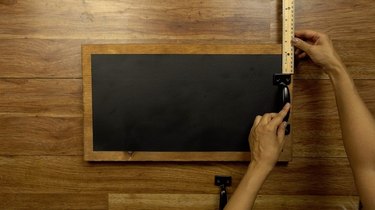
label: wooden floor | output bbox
[0,0,374,209]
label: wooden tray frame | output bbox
[82,44,292,161]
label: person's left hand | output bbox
[249,103,291,170]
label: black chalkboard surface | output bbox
[91,54,281,152]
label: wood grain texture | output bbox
[0,115,82,155]
[293,80,375,119]
[85,151,252,162]
[0,39,81,78]
[109,194,216,210]
[1,39,373,79]
[295,40,375,80]
[296,0,375,40]
[0,0,272,42]
[293,79,375,158]
[0,156,356,195]
[82,44,282,55]
[0,79,82,115]
[0,193,107,210]
[253,195,359,210]
[0,193,357,210]
[0,0,374,208]
[109,194,359,210]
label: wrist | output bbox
[326,65,354,87]
[248,161,274,175]
[324,60,347,80]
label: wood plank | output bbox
[0,156,356,195]
[253,195,359,210]
[0,115,82,155]
[0,39,282,79]
[293,79,375,158]
[4,0,373,41]
[109,194,359,210]
[293,118,345,158]
[0,79,82,115]
[293,79,375,119]
[85,151,250,162]
[295,0,375,40]
[269,0,282,43]
[0,39,82,78]
[271,0,375,41]
[109,194,216,210]
[261,158,357,196]
[1,39,373,79]
[82,44,282,55]
[0,0,272,42]
[2,0,373,41]
[0,193,107,209]
[294,40,375,80]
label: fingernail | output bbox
[292,37,298,43]
[283,122,288,127]
[285,103,291,108]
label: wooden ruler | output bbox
[282,0,295,74]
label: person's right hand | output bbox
[292,30,346,77]
[249,103,290,170]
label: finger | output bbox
[259,113,277,125]
[292,38,313,54]
[295,48,301,55]
[277,121,288,143]
[269,113,277,119]
[295,30,317,38]
[253,115,262,127]
[295,30,321,42]
[295,49,307,59]
[294,48,304,56]
[298,52,307,59]
[250,115,262,136]
[269,103,291,127]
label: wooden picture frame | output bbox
[82,44,292,161]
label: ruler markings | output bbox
[282,0,295,74]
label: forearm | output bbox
[293,30,375,208]
[329,66,375,169]
[224,104,289,209]
[224,163,271,210]
[329,66,375,208]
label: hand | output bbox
[292,30,346,77]
[249,103,290,170]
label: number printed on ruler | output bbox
[282,0,295,74]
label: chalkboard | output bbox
[82,45,292,161]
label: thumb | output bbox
[277,121,287,143]
[292,38,312,53]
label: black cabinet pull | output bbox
[273,74,291,135]
[215,176,231,210]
